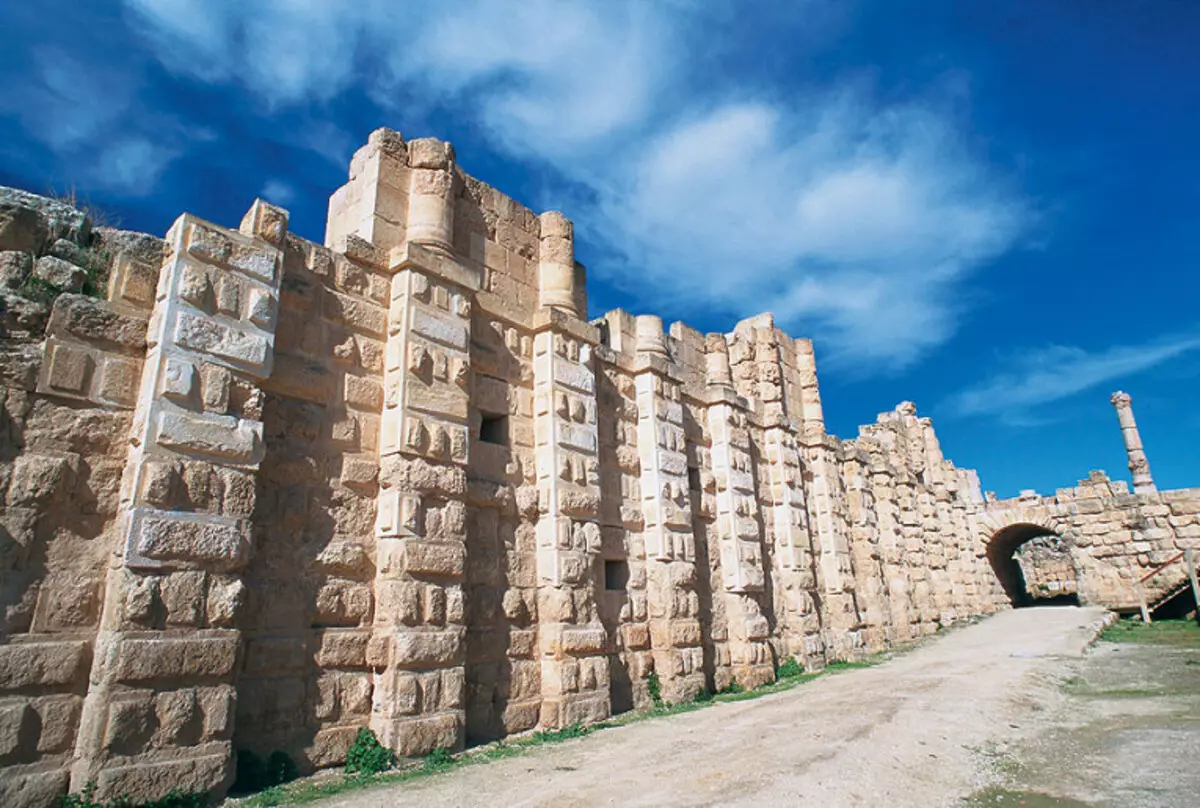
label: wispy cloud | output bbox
[94,137,180,195]
[259,179,297,207]
[945,334,1200,423]
[113,0,1030,370]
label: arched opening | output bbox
[987,523,1080,607]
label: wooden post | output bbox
[1186,549,1200,623]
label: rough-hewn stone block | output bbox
[127,509,251,571]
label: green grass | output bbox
[961,786,1095,807]
[1100,618,1200,648]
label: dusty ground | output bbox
[964,617,1200,807]
[311,606,1162,808]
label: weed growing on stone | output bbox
[423,747,457,772]
[646,670,664,706]
[344,728,393,775]
[775,655,804,679]
[532,723,592,743]
[718,679,744,695]
[825,659,876,671]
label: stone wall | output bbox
[1015,536,1078,601]
[1,129,1197,807]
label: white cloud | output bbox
[945,334,1200,423]
[259,179,297,207]
[92,137,179,195]
[120,0,1030,370]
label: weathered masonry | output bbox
[1,129,1197,806]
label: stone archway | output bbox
[976,507,1076,607]
[986,522,1064,606]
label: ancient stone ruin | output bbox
[1,128,1196,807]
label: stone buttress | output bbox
[70,201,288,799]
[701,334,773,688]
[631,316,705,703]
[531,281,610,727]
[368,139,474,756]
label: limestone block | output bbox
[155,410,263,465]
[47,294,148,351]
[0,641,89,689]
[205,576,245,627]
[174,312,270,372]
[317,629,370,668]
[561,627,607,654]
[412,309,467,351]
[239,198,289,246]
[386,712,460,758]
[0,769,69,808]
[96,753,229,804]
[307,725,360,768]
[341,376,383,414]
[43,341,93,394]
[32,696,81,755]
[403,540,466,578]
[97,355,141,406]
[325,290,386,337]
[315,580,373,626]
[33,255,87,292]
[0,250,32,288]
[125,509,251,572]
[6,452,77,506]
[113,636,239,682]
[391,629,465,668]
[108,252,158,308]
[0,701,36,764]
[31,572,101,630]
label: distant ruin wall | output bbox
[1,129,1197,807]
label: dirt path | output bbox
[311,607,1116,808]
[965,618,1200,807]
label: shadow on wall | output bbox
[987,523,1079,608]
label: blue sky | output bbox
[2,0,1196,497]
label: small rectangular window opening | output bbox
[605,560,630,591]
[480,413,509,446]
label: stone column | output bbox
[633,316,704,702]
[531,310,610,728]
[537,212,577,314]
[368,244,477,757]
[704,335,773,688]
[405,139,456,255]
[794,338,825,441]
[71,202,287,800]
[1110,391,1156,495]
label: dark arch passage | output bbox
[987,523,1068,607]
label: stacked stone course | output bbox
[1,130,1197,807]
